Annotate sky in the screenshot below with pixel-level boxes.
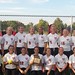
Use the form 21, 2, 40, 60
0, 0, 75, 25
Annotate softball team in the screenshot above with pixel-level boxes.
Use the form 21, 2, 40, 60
0, 25, 75, 75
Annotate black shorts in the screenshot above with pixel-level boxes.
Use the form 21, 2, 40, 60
0, 65, 3, 75
44, 70, 55, 75
55, 68, 69, 75
39, 47, 44, 55
16, 47, 22, 55
27, 48, 34, 56
64, 50, 72, 58
50, 48, 58, 56
5, 68, 16, 75
31, 70, 43, 75
69, 69, 75, 75
18, 68, 30, 75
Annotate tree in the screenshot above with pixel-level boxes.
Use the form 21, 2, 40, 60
35, 19, 49, 32
72, 22, 75, 30
53, 18, 64, 33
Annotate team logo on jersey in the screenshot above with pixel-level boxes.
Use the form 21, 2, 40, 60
50, 41, 52, 44
20, 61, 24, 65
34, 38, 35, 40
62, 58, 65, 61
67, 39, 69, 41
6, 41, 8, 45
19, 39, 21, 43
25, 57, 28, 60
11, 38, 13, 40
29, 41, 31, 45
54, 37, 57, 39
61, 42, 65, 45
41, 36, 43, 38
23, 35, 25, 38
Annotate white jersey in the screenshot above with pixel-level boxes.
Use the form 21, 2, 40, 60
15, 32, 26, 47
29, 54, 44, 71
69, 54, 75, 69
71, 36, 75, 49
37, 34, 47, 47
43, 55, 55, 70
25, 33, 38, 48
3, 34, 15, 50
59, 36, 72, 51
47, 33, 59, 48
3, 53, 18, 69
18, 54, 29, 68
0, 36, 3, 50
55, 54, 68, 69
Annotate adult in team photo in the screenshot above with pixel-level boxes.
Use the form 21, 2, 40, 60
18, 47, 30, 75
37, 27, 47, 54
43, 48, 55, 75
47, 24, 59, 56
3, 45, 18, 75
69, 47, 75, 75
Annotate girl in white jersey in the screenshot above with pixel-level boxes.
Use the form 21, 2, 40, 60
25, 26, 38, 56
55, 47, 68, 75
18, 47, 30, 75
3, 45, 18, 75
47, 24, 59, 56
43, 48, 55, 75
15, 26, 26, 55
72, 30, 75, 51
37, 27, 47, 54
2, 27, 15, 55
29, 46, 44, 75
69, 47, 75, 75
58, 29, 72, 58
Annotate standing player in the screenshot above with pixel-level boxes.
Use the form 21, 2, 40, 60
25, 26, 38, 56
37, 27, 47, 54
69, 47, 75, 75
18, 47, 30, 75
55, 47, 68, 75
2, 27, 15, 55
47, 24, 59, 56
15, 26, 26, 55
3, 45, 18, 75
43, 48, 55, 75
58, 29, 72, 58
29, 46, 44, 75
72, 30, 75, 51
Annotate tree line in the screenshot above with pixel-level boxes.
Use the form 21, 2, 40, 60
0, 18, 75, 33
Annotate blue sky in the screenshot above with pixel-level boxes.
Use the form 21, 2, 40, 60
0, 0, 75, 24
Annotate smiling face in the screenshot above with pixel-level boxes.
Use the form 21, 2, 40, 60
46, 48, 51, 56
18, 26, 24, 33
29, 27, 34, 34
34, 47, 39, 55
38, 27, 43, 34
21, 47, 26, 55
8, 46, 14, 54
58, 47, 64, 55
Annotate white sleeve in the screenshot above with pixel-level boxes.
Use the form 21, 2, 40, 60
15, 55, 19, 62
44, 34, 48, 43
14, 35, 18, 42
24, 35, 28, 44
3, 55, 7, 62
65, 56, 68, 63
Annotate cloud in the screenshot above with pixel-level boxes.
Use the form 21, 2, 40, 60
30, 0, 49, 3
0, 0, 15, 3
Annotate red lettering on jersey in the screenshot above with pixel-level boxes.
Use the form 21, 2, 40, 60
11, 38, 13, 40
29, 41, 31, 45
6, 41, 8, 45
50, 41, 52, 44
54, 37, 57, 39
67, 39, 69, 41
61, 42, 65, 45
34, 38, 35, 40
26, 57, 28, 60
23, 35, 25, 38
19, 40, 21, 43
